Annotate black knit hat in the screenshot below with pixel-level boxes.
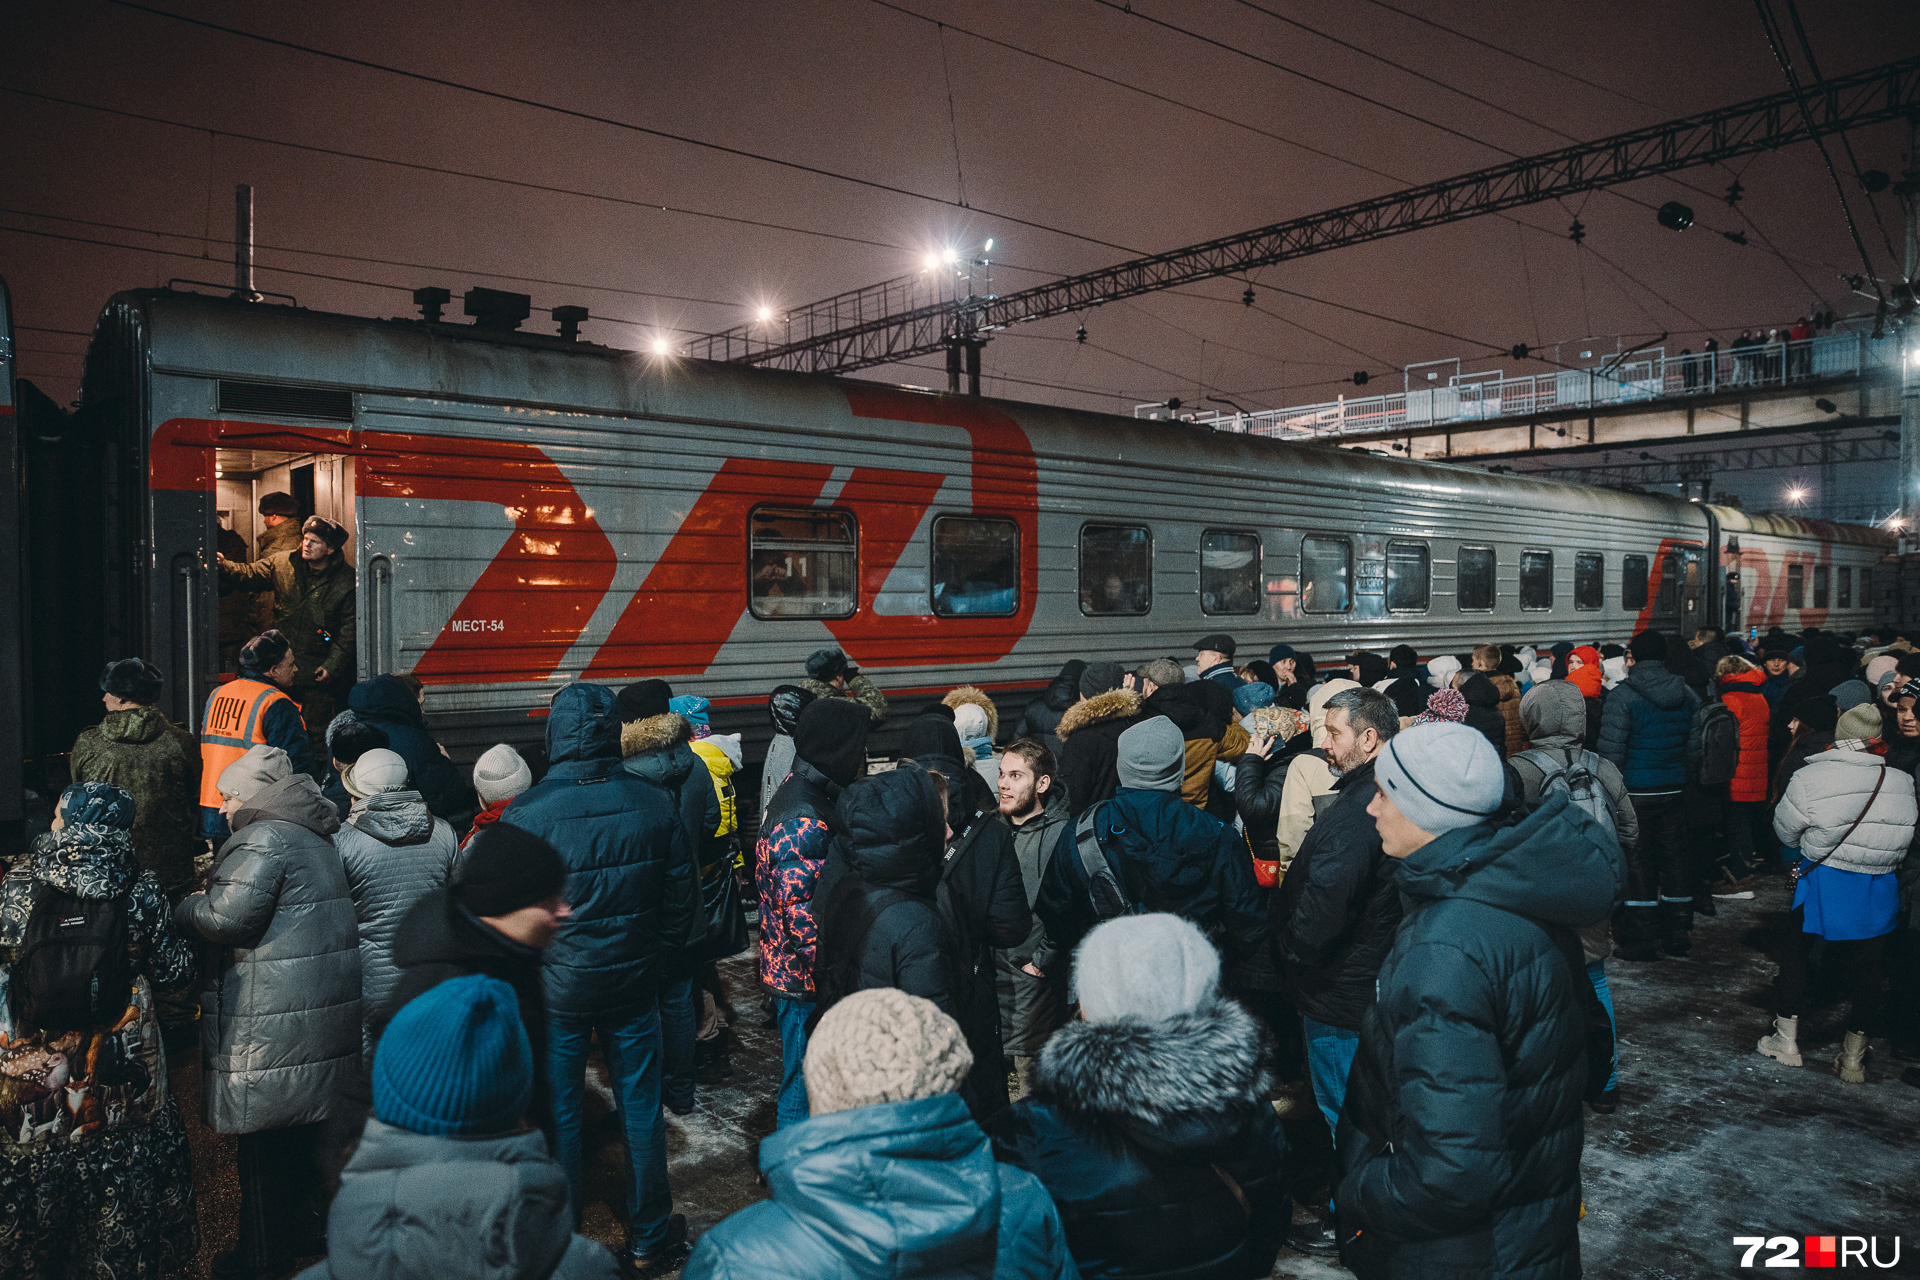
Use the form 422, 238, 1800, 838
99, 657, 164, 705
805, 648, 851, 682
258, 490, 298, 517
1629, 630, 1668, 662
303, 515, 349, 550
1793, 694, 1839, 735
614, 678, 674, 723
240, 629, 291, 675
457, 822, 567, 917
1078, 660, 1124, 699
793, 697, 871, 787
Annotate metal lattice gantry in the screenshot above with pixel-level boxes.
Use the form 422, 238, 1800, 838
689, 53, 1920, 376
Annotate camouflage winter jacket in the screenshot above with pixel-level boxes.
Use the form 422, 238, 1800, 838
69, 706, 202, 901
220, 550, 357, 684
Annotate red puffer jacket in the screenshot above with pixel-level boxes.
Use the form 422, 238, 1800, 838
1718, 667, 1772, 803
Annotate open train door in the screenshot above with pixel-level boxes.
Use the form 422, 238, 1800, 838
0, 277, 23, 857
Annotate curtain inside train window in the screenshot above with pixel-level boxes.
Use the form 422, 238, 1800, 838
1457, 545, 1495, 612
749, 506, 857, 619
931, 516, 1018, 616
1201, 529, 1261, 616
1520, 549, 1554, 611
1812, 564, 1830, 610
1386, 541, 1430, 612
1622, 554, 1649, 611
1301, 536, 1352, 614
1838, 566, 1852, 609
1080, 524, 1152, 615
1575, 552, 1604, 610
1787, 563, 1804, 610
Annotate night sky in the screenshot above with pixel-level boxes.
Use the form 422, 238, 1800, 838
5, 0, 1916, 415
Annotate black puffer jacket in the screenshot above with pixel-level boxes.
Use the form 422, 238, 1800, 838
1017, 661, 1087, 759
1458, 674, 1508, 760
1271, 759, 1399, 1031
812, 765, 956, 1018
1056, 689, 1146, 816
1337, 791, 1622, 1280
989, 997, 1289, 1280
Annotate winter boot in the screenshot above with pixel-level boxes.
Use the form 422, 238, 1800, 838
1834, 1030, 1869, 1083
1757, 1015, 1802, 1067
692, 1025, 732, 1084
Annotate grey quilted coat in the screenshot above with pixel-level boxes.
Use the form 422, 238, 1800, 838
336, 789, 461, 1065
176, 773, 362, 1134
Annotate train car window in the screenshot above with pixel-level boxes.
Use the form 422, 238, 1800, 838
1520, 550, 1553, 611
1622, 555, 1649, 611
1575, 552, 1604, 610
1787, 563, 1804, 609
931, 516, 1018, 617
1457, 546, 1495, 611
749, 507, 857, 619
1200, 529, 1261, 616
1839, 566, 1852, 609
1812, 564, 1830, 610
1861, 567, 1873, 609
1301, 536, 1352, 613
1080, 524, 1152, 615
1386, 541, 1430, 612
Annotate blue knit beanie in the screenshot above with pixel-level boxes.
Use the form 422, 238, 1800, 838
374, 974, 531, 1136
668, 694, 711, 728
1232, 681, 1275, 713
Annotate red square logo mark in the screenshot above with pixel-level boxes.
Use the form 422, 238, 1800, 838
1805, 1236, 1836, 1268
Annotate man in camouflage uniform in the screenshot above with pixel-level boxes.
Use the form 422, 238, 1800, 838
246, 490, 305, 630
799, 647, 889, 725
219, 514, 357, 759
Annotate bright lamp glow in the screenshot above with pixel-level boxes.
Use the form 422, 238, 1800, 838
923, 253, 941, 271
651, 338, 673, 356
942, 247, 959, 265
1787, 487, 1808, 503
756, 306, 774, 322
983, 238, 993, 251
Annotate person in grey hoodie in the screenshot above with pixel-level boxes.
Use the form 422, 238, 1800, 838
994, 737, 1072, 1098
176, 743, 361, 1280
335, 747, 462, 1066
298, 974, 620, 1280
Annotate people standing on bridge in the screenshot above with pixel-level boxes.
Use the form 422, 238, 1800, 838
1598, 630, 1701, 960
1680, 346, 1697, 391
1703, 335, 1721, 389
176, 744, 361, 1280
0, 781, 201, 1280
1055, 660, 1145, 815
800, 647, 888, 725
503, 681, 697, 1273
758, 697, 873, 1128
1339, 722, 1619, 1279
218, 515, 356, 761
199, 630, 317, 840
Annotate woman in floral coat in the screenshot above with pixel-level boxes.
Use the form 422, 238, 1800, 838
0, 782, 199, 1279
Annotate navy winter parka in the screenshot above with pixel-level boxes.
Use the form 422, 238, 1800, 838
1337, 790, 1624, 1280
503, 682, 698, 1021
347, 675, 476, 820
1595, 660, 1699, 791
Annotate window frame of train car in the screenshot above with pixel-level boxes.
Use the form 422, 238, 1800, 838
1199, 528, 1262, 617
1623, 554, 1650, 612
1839, 565, 1853, 610
748, 504, 859, 620
1575, 551, 1605, 611
1078, 522, 1153, 617
1457, 545, 1496, 612
1813, 563, 1831, 610
1299, 534, 1354, 614
1519, 549, 1554, 612
929, 514, 1020, 618
1787, 562, 1805, 610
1385, 540, 1430, 613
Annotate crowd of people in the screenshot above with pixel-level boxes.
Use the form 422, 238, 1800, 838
3, 609, 1917, 1279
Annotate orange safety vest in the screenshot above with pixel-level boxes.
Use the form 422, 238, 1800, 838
198, 677, 303, 808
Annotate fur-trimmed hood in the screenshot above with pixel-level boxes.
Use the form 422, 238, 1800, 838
1057, 688, 1142, 741
1033, 998, 1270, 1129
620, 711, 691, 758
943, 684, 998, 740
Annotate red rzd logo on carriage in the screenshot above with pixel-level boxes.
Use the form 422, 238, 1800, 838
1733, 1235, 1903, 1268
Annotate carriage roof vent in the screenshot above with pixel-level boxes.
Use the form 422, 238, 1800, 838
217, 379, 354, 422
464, 287, 531, 331
553, 304, 588, 341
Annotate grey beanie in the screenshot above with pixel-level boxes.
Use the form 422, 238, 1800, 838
1116, 715, 1184, 791
217, 744, 292, 805
1831, 679, 1872, 711
1079, 660, 1125, 700
473, 743, 533, 805
1074, 914, 1220, 1023
1373, 721, 1505, 836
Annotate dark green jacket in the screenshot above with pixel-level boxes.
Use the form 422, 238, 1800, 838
69, 705, 202, 899
222, 550, 357, 683
244, 518, 305, 634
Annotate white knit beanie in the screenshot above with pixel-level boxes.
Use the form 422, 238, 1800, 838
804, 988, 972, 1117
1373, 721, 1506, 836
1426, 654, 1462, 690
1074, 914, 1220, 1023
344, 747, 410, 799
473, 743, 533, 806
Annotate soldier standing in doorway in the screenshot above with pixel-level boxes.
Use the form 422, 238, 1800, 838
218, 514, 357, 761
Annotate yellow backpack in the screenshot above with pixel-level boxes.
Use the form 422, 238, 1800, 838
689, 738, 738, 840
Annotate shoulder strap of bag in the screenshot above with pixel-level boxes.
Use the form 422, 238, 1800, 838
1803, 764, 1886, 873
1075, 802, 1132, 918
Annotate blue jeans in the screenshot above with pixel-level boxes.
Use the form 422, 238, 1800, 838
772, 996, 813, 1128
1303, 1015, 1360, 1141
660, 970, 696, 1112
1587, 959, 1619, 1092
549, 1006, 672, 1253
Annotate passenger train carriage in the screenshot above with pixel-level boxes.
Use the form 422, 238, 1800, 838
0, 283, 1891, 831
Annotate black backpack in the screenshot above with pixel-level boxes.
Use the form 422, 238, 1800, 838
1691, 697, 1741, 787
8, 886, 132, 1033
